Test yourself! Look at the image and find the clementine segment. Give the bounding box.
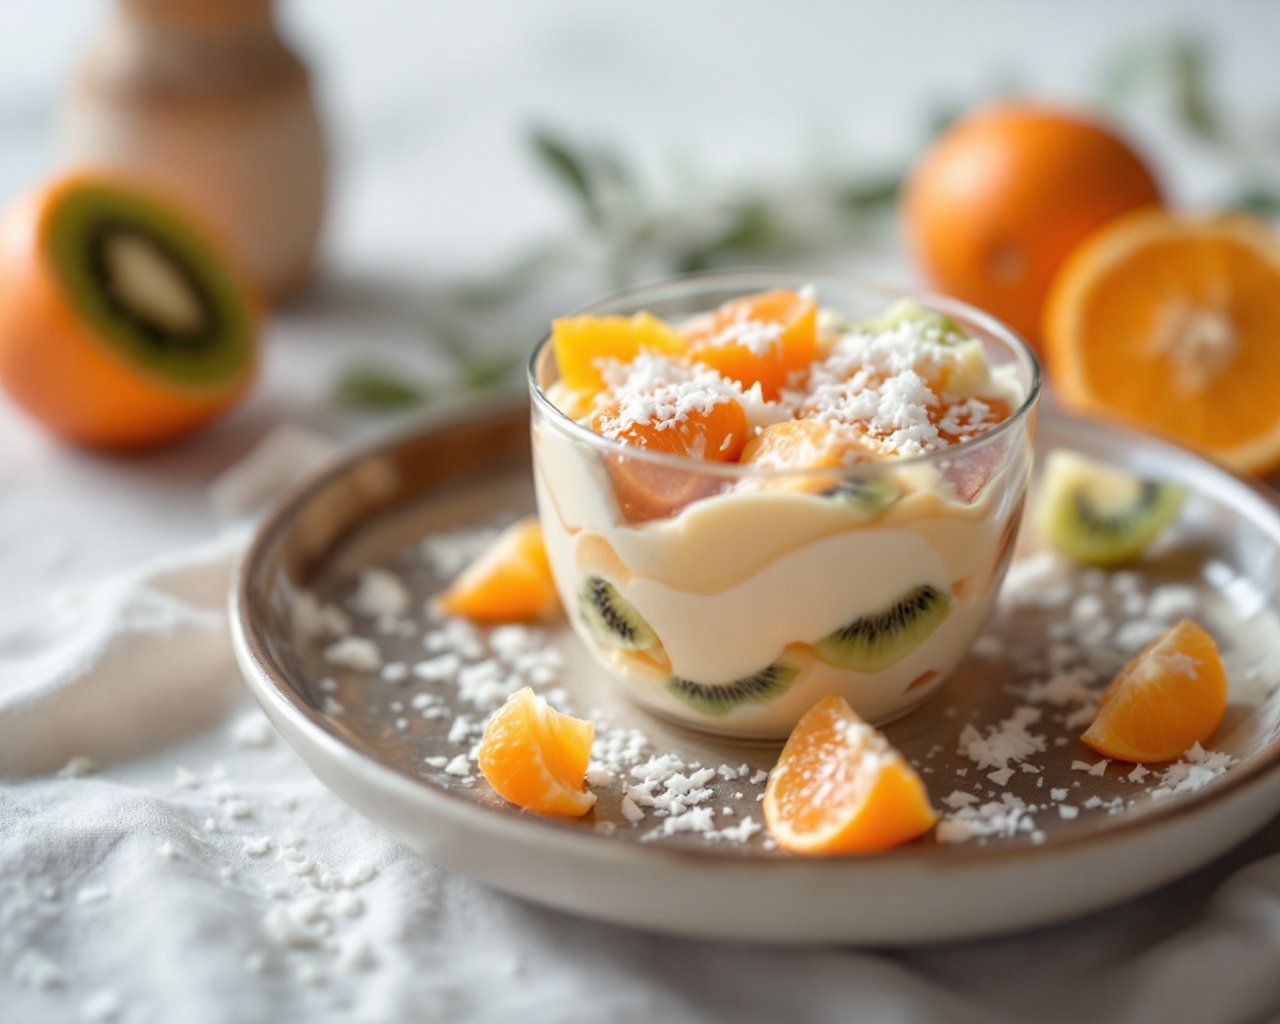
[434,517,560,623]
[904,102,1162,346]
[739,419,878,492]
[685,288,817,400]
[551,312,685,395]
[763,694,937,854]
[932,395,1011,446]
[1044,210,1280,475]
[592,397,748,522]
[1081,618,1227,763]
[477,687,597,817]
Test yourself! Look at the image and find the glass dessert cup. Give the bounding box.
[529,271,1042,740]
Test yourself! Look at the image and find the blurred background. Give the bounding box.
[1,0,1277,599]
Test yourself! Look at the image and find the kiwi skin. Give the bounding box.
[1033,449,1186,567]
[812,584,952,673]
[665,660,800,717]
[578,576,659,650]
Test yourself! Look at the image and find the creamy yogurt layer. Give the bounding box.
[530,282,1037,738]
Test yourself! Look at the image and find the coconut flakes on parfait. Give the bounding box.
[782,315,1011,458]
[592,352,783,438]
[694,316,786,356]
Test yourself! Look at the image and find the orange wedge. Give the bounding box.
[1045,210,1280,474]
[686,288,818,401]
[434,517,560,623]
[763,694,937,854]
[552,312,686,395]
[1081,618,1227,763]
[477,686,597,817]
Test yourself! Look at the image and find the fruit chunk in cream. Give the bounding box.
[530,284,1036,738]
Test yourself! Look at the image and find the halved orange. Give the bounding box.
[477,686,597,817]
[1045,210,1280,474]
[434,517,560,623]
[551,312,686,396]
[763,694,937,854]
[1081,618,1227,763]
[685,288,818,401]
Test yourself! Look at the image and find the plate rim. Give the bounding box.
[231,396,1280,873]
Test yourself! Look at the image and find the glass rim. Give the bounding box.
[526,268,1043,480]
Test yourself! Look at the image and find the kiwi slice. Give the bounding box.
[578,576,659,650]
[823,475,901,518]
[1033,449,1185,567]
[858,299,966,344]
[665,659,800,717]
[45,181,254,391]
[812,584,951,672]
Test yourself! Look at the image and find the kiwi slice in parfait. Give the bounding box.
[812,584,952,673]
[1033,449,1185,567]
[578,576,659,650]
[665,658,801,717]
[822,474,902,518]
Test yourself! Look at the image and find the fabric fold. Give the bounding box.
[0,532,246,777]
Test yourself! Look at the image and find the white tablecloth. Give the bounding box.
[5,2,1280,1021]
[6,527,1280,1024]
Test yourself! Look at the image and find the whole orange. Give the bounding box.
[902,102,1163,348]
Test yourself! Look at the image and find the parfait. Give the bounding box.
[529,273,1040,738]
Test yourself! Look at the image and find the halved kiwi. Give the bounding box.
[578,576,659,650]
[48,181,255,391]
[665,658,800,717]
[812,584,951,672]
[0,173,257,449]
[1033,449,1185,566]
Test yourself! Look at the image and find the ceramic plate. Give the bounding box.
[231,399,1280,945]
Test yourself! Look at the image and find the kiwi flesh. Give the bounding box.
[857,299,966,345]
[823,475,901,518]
[665,659,800,717]
[578,576,659,650]
[1033,449,1185,567]
[46,181,254,390]
[812,584,951,672]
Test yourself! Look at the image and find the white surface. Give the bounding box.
[2,432,1280,1024]
[4,1,1280,1021]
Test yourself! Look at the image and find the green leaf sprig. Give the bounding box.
[337,36,1280,415]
